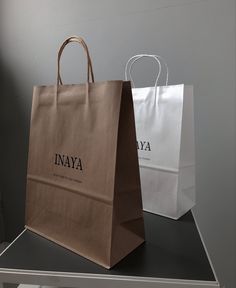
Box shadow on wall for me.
[0,57,29,242]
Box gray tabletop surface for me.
[0,211,216,282]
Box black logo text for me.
[137,141,151,151]
[54,153,83,171]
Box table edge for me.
[0,267,220,287]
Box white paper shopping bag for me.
[125,54,195,219]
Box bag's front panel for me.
[26,179,113,267]
[133,84,184,171]
[140,167,179,218]
[28,83,121,199]
[26,81,123,267]
[133,84,186,218]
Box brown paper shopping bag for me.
[25,36,145,268]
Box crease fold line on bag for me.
[27,174,113,205]
[139,163,195,173]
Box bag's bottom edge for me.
[24,225,144,269]
[143,205,195,220]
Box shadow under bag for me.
[125,54,195,219]
[25,36,145,268]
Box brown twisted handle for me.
[57,36,94,85]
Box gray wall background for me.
[0,0,235,287]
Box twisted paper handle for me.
[57,36,94,85]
